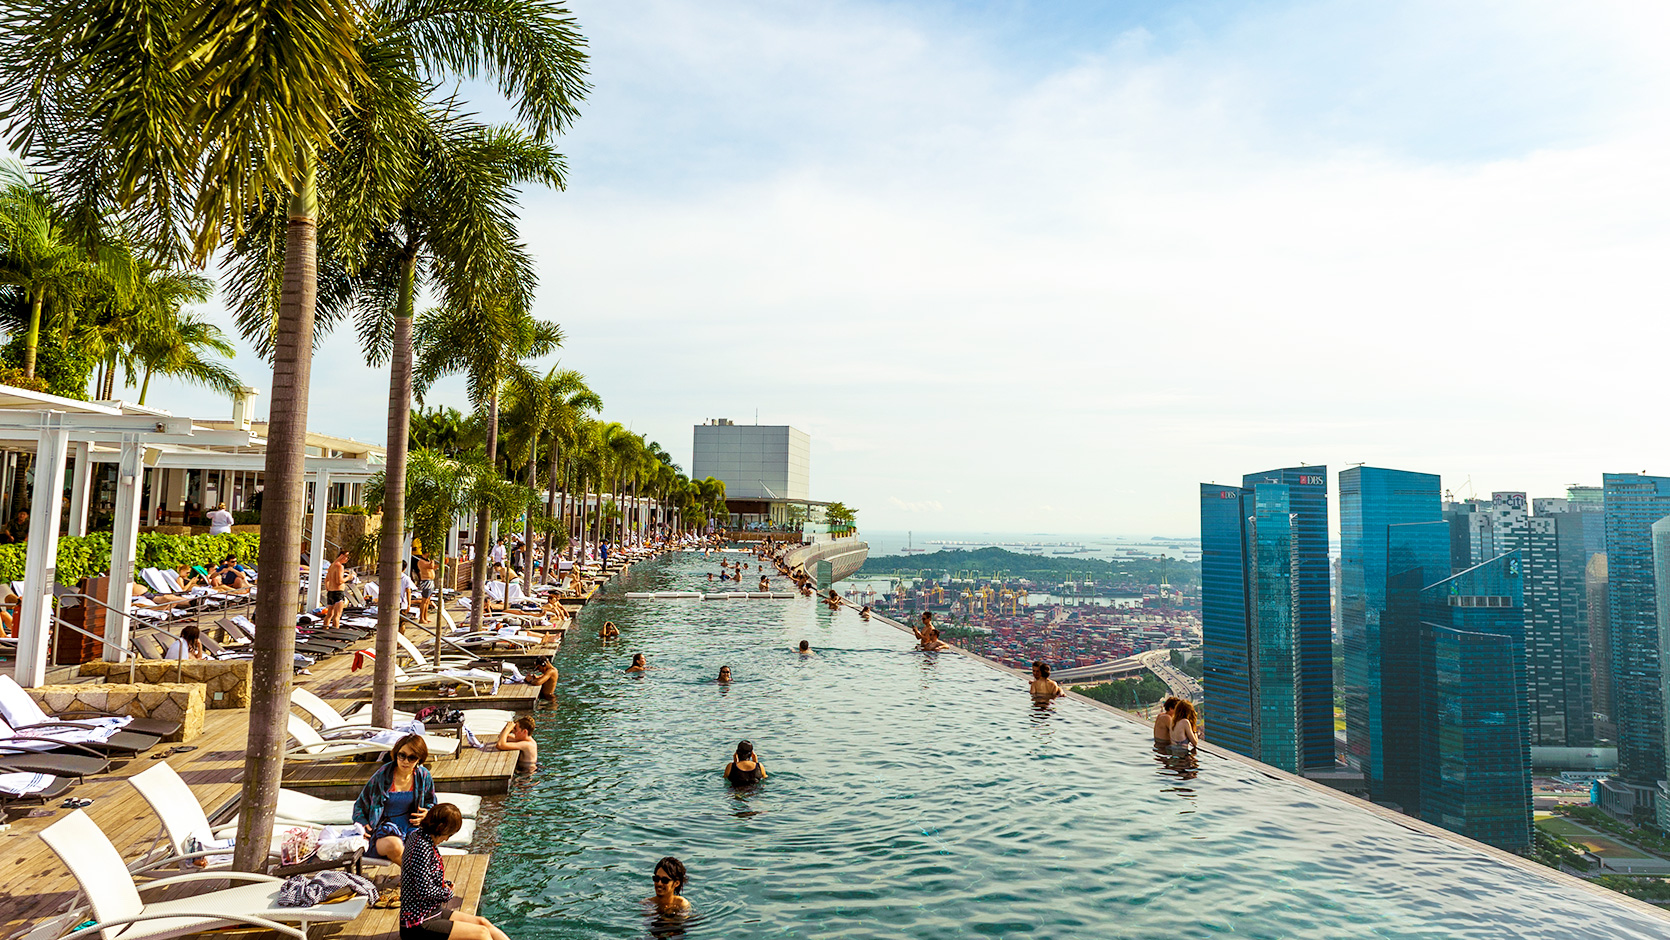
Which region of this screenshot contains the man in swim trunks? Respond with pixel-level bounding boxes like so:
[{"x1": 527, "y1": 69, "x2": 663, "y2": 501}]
[
  {"x1": 413, "y1": 551, "x2": 438, "y2": 624},
  {"x1": 1154, "y1": 697, "x2": 1179, "y2": 745},
  {"x1": 323, "y1": 549, "x2": 350, "y2": 628}
]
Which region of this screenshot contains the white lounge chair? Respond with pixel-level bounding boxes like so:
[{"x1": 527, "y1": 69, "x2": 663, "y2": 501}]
[
  {"x1": 285, "y1": 714, "x2": 458, "y2": 761},
  {"x1": 219, "y1": 787, "x2": 479, "y2": 850},
  {"x1": 395, "y1": 633, "x2": 481, "y2": 670},
  {"x1": 39, "y1": 808, "x2": 367, "y2": 940},
  {"x1": 290, "y1": 689, "x2": 461, "y2": 757}
]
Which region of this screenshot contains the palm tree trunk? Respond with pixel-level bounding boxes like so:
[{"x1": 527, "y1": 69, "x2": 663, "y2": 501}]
[
  {"x1": 370, "y1": 248, "x2": 417, "y2": 728},
  {"x1": 468, "y1": 387, "x2": 499, "y2": 631},
  {"x1": 137, "y1": 367, "x2": 153, "y2": 404},
  {"x1": 522, "y1": 443, "x2": 536, "y2": 595},
  {"x1": 22, "y1": 288, "x2": 44, "y2": 379},
  {"x1": 235, "y1": 158, "x2": 316, "y2": 873}
]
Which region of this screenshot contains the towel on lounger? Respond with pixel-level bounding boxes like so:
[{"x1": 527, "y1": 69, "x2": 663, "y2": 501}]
[{"x1": 275, "y1": 870, "x2": 379, "y2": 907}]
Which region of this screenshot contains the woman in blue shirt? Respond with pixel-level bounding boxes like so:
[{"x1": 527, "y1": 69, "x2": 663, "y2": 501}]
[{"x1": 352, "y1": 734, "x2": 437, "y2": 865}]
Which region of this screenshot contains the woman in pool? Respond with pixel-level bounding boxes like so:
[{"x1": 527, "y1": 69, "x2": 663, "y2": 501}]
[
  {"x1": 352, "y1": 734, "x2": 437, "y2": 865},
  {"x1": 627, "y1": 653, "x2": 649, "y2": 673},
  {"x1": 646, "y1": 856, "x2": 690, "y2": 915},
  {"x1": 716, "y1": 665, "x2": 732, "y2": 683},
  {"x1": 1170, "y1": 700, "x2": 1202, "y2": 751},
  {"x1": 600, "y1": 620, "x2": 620, "y2": 639},
  {"x1": 723, "y1": 740, "x2": 766, "y2": 785}
]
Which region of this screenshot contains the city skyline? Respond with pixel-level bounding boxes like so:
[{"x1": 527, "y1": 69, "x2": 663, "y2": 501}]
[{"x1": 109, "y1": 1, "x2": 1670, "y2": 535}]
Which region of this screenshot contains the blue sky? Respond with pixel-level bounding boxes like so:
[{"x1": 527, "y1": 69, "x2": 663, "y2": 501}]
[{"x1": 135, "y1": 0, "x2": 1670, "y2": 534}]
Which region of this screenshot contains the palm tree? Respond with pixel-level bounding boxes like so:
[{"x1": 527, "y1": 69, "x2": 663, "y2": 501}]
[
  {"x1": 129, "y1": 310, "x2": 238, "y2": 404},
  {"x1": 416, "y1": 301, "x2": 562, "y2": 630},
  {"x1": 0, "y1": 163, "x2": 91, "y2": 378},
  {"x1": 1, "y1": 0, "x2": 588, "y2": 872}
]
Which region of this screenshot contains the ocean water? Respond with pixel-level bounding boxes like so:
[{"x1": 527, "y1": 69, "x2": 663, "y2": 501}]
[{"x1": 474, "y1": 553, "x2": 1664, "y2": 938}]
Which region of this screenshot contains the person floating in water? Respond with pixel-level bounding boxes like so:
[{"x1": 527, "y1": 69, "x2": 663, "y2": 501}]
[
  {"x1": 724, "y1": 740, "x2": 766, "y2": 785},
  {"x1": 913, "y1": 611, "x2": 949, "y2": 651},
  {"x1": 647, "y1": 856, "x2": 691, "y2": 916},
  {"x1": 1029, "y1": 661, "x2": 1063, "y2": 701},
  {"x1": 797, "y1": 640, "x2": 813, "y2": 656},
  {"x1": 600, "y1": 620, "x2": 620, "y2": 639},
  {"x1": 627, "y1": 653, "x2": 649, "y2": 673},
  {"x1": 717, "y1": 665, "x2": 732, "y2": 683},
  {"x1": 1153, "y1": 697, "x2": 1179, "y2": 746}
]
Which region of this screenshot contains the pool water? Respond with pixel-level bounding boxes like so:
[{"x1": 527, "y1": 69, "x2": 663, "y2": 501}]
[{"x1": 476, "y1": 553, "x2": 1665, "y2": 938}]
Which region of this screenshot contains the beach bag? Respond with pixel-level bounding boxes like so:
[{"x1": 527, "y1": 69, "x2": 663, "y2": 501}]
[{"x1": 279, "y1": 826, "x2": 319, "y2": 866}]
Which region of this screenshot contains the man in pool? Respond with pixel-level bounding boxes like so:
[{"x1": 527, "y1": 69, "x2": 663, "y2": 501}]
[
  {"x1": 913, "y1": 611, "x2": 950, "y2": 651},
  {"x1": 759, "y1": 574, "x2": 770, "y2": 591},
  {"x1": 647, "y1": 856, "x2": 691, "y2": 915},
  {"x1": 523, "y1": 657, "x2": 558, "y2": 702},
  {"x1": 494, "y1": 716, "x2": 538, "y2": 772},
  {"x1": 797, "y1": 640, "x2": 814, "y2": 656},
  {"x1": 1029, "y1": 661, "x2": 1063, "y2": 700},
  {"x1": 1153, "y1": 697, "x2": 1179, "y2": 745}
]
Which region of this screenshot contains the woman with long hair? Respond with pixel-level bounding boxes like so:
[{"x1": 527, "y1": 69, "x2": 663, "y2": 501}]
[{"x1": 352, "y1": 734, "x2": 437, "y2": 865}]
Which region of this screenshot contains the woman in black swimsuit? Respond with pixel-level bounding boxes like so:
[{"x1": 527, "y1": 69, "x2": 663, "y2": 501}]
[{"x1": 723, "y1": 740, "x2": 766, "y2": 785}]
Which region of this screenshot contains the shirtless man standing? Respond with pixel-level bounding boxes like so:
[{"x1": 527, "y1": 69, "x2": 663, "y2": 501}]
[
  {"x1": 323, "y1": 549, "x2": 349, "y2": 628},
  {"x1": 1029, "y1": 661, "x2": 1064, "y2": 701},
  {"x1": 413, "y1": 551, "x2": 438, "y2": 624}
]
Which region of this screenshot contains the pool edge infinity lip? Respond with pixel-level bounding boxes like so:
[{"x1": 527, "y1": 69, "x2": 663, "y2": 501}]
[{"x1": 861, "y1": 606, "x2": 1670, "y2": 929}]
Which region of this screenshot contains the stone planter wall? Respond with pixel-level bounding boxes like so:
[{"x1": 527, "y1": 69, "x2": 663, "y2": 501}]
[
  {"x1": 79, "y1": 659, "x2": 251, "y2": 709},
  {"x1": 29, "y1": 682, "x2": 205, "y2": 742}
]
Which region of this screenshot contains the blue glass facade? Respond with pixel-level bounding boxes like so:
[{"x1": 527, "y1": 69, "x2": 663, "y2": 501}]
[
  {"x1": 1250, "y1": 485, "x2": 1301, "y2": 772},
  {"x1": 1200, "y1": 468, "x2": 1328, "y2": 772},
  {"x1": 1378, "y1": 521, "x2": 1451, "y2": 812},
  {"x1": 1602, "y1": 473, "x2": 1670, "y2": 788},
  {"x1": 1242, "y1": 466, "x2": 1333, "y2": 769},
  {"x1": 1419, "y1": 554, "x2": 1531, "y2": 852},
  {"x1": 1339, "y1": 467, "x2": 1441, "y2": 790},
  {"x1": 1201, "y1": 483, "x2": 1253, "y2": 757}
]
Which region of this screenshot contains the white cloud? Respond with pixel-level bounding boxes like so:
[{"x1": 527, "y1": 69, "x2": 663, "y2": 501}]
[{"x1": 135, "y1": 0, "x2": 1670, "y2": 535}]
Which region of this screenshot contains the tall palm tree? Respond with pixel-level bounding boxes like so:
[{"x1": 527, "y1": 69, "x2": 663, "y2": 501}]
[
  {"x1": 0, "y1": 163, "x2": 91, "y2": 378},
  {"x1": 416, "y1": 301, "x2": 562, "y2": 629},
  {"x1": 1, "y1": 0, "x2": 587, "y2": 872}
]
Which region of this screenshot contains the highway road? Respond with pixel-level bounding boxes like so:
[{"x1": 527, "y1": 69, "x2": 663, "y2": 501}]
[{"x1": 1054, "y1": 648, "x2": 1203, "y2": 702}]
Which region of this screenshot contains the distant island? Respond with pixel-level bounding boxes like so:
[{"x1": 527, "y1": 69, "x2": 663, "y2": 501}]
[{"x1": 856, "y1": 546, "x2": 1199, "y2": 589}]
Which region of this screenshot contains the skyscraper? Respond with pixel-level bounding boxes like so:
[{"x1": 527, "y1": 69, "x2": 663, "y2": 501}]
[
  {"x1": 1601, "y1": 473, "x2": 1670, "y2": 806},
  {"x1": 1198, "y1": 466, "x2": 1329, "y2": 772},
  {"x1": 1419, "y1": 552, "x2": 1531, "y2": 852}
]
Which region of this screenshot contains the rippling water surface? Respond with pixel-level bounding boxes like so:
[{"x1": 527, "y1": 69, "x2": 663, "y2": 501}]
[{"x1": 476, "y1": 553, "x2": 1664, "y2": 938}]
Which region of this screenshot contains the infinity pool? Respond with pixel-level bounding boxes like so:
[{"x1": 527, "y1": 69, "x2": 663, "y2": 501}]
[{"x1": 475, "y1": 553, "x2": 1665, "y2": 938}]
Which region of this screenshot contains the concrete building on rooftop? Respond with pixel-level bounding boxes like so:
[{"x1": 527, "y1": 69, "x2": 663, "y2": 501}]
[{"x1": 692, "y1": 418, "x2": 816, "y2": 529}]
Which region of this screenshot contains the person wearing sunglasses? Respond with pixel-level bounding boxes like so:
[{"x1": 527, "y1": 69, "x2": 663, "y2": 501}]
[
  {"x1": 353, "y1": 733, "x2": 437, "y2": 865},
  {"x1": 646, "y1": 856, "x2": 690, "y2": 915}
]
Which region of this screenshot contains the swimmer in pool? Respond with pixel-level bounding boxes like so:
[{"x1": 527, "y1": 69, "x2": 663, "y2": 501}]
[
  {"x1": 1029, "y1": 661, "x2": 1064, "y2": 701},
  {"x1": 859, "y1": 604, "x2": 871, "y2": 620},
  {"x1": 600, "y1": 621, "x2": 620, "y2": 639},
  {"x1": 797, "y1": 640, "x2": 813, "y2": 656},
  {"x1": 723, "y1": 740, "x2": 766, "y2": 785},
  {"x1": 626, "y1": 653, "x2": 649, "y2": 673},
  {"x1": 646, "y1": 856, "x2": 691, "y2": 915},
  {"x1": 717, "y1": 665, "x2": 732, "y2": 683},
  {"x1": 758, "y1": 575, "x2": 770, "y2": 591},
  {"x1": 913, "y1": 611, "x2": 949, "y2": 651}
]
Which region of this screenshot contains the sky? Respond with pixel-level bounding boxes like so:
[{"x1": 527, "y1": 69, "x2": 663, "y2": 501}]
[{"x1": 130, "y1": 0, "x2": 1670, "y2": 536}]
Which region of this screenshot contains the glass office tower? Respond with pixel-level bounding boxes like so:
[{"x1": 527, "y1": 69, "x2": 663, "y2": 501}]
[
  {"x1": 1419, "y1": 553, "x2": 1531, "y2": 852},
  {"x1": 1339, "y1": 466, "x2": 1442, "y2": 795},
  {"x1": 1602, "y1": 473, "x2": 1670, "y2": 796},
  {"x1": 1200, "y1": 467, "x2": 1328, "y2": 772},
  {"x1": 1242, "y1": 466, "x2": 1333, "y2": 769}
]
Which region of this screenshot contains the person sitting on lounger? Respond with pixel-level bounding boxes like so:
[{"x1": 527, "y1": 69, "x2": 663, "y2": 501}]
[
  {"x1": 164, "y1": 622, "x2": 208, "y2": 660},
  {"x1": 495, "y1": 716, "x2": 538, "y2": 772},
  {"x1": 401, "y1": 803, "x2": 511, "y2": 940},
  {"x1": 212, "y1": 558, "x2": 252, "y2": 594},
  {"x1": 353, "y1": 734, "x2": 436, "y2": 865}
]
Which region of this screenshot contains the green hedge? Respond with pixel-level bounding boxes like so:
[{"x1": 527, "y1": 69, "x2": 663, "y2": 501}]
[{"x1": 0, "y1": 531, "x2": 261, "y2": 584}]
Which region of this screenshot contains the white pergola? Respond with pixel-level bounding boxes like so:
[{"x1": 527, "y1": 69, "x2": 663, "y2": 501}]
[{"x1": 0, "y1": 394, "x2": 379, "y2": 687}]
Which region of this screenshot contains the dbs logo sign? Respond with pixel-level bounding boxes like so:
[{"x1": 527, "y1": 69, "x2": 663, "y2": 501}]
[
  {"x1": 1219, "y1": 491, "x2": 1237, "y2": 499},
  {"x1": 1298, "y1": 475, "x2": 1324, "y2": 486}
]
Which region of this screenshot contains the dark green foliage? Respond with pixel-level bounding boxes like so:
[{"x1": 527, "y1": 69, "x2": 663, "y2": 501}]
[
  {"x1": 1171, "y1": 649, "x2": 1204, "y2": 679},
  {"x1": 1075, "y1": 672, "x2": 1168, "y2": 708},
  {"x1": 1591, "y1": 875, "x2": 1670, "y2": 901},
  {"x1": 0, "y1": 531, "x2": 259, "y2": 583},
  {"x1": 1528, "y1": 829, "x2": 1589, "y2": 871},
  {"x1": 0, "y1": 330, "x2": 93, "y2": 399},
  {"x1": 859, "y1": 546, "x2": 1200, "y2": 588}
]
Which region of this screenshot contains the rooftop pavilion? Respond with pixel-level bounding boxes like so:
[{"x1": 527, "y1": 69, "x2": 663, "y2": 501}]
[{"x1": 0, "y1": 382, "x2": 384, "y2": 687}]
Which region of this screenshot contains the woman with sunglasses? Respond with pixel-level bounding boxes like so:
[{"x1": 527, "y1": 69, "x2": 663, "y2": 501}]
[
  {"x1": 352, "y1": 733, "x2": 437, "y2": 865},
  {"x1": 646, "y1": 857, "x2": 690, "y2": 915}
]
